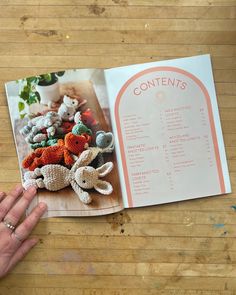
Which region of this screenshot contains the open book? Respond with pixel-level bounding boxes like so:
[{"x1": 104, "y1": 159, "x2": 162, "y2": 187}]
[{"x1": 5, "y1": 54, "x2": 231, "y2": 218}]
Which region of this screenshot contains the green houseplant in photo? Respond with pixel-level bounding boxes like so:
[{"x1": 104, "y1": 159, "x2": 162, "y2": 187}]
[{"x1": 18, "y1": 71, "x2": 65, "y2": 118}]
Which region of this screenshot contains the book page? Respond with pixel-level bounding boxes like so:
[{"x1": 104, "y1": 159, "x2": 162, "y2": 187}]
[
  {"x1": 6, "y1": 69, "x2": 123, "y2": 217},
  {"x1": 105, "y1": 55, "x2": 231, "y2": 208}
]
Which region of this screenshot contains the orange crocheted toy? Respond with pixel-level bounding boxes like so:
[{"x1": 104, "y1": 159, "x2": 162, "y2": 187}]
[{"x1": 22, "y1": 132, "x2": 90, "y2": 171}]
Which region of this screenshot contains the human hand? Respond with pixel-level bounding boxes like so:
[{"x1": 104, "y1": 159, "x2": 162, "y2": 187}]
[{"x1": 0, "y1": 185, "x2": 47, "y2": 278}]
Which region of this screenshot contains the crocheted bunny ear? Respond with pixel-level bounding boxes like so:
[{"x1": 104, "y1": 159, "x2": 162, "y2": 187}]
[
  {"x1": 94, "y1": 180, "x2": 113, "y2": 195},
  {"x1": 96, "y1": 162, "x2": 113, "y2": 177},
  {"x1": 71, "y1": 149, "x2": 100, "y2": 173}
]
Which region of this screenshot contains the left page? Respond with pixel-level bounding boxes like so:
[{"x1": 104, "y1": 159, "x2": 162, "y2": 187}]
[{"x1": 5, "y1": 69, "x2": 123, "y2": 217}]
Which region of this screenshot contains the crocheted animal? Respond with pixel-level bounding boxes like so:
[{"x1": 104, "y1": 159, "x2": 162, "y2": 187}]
[
  {"x1": 72, "y1": 120, "x2": 92, "y2": 137},
  {"x1": 58, "y1": 95, "x2": 83, "y2": 122},
  {"x1": 95, "y1": 131, "x2": 114, "y2": 152},
  {"x1": 56, "y1": 121, "x2": 76, "y2": 136},
  {"x1": 74, "y1": 111, "x2": 81, "y2": 124},
  {"x1": 80, "y1": 109, "x2": 98, "y2": 127},
  {"x1": 88, "y1": 131, "x2": 115, "y2": 167},
  {"x1": 31, "y1": 138, "x2": 58, "y2": 150},
  {"x1": 31, "y1": 121, "x2": 76, "y2": 144},
  {"x1": 22, "y1": 132, "x2": 90, "y2": 171},
  {"x1": 23, "y1": 149, "x2": 113, "y2": 204},
  {"x1": 60, "y1": 84, "x2": 87, "y2": 107},
  {"x1": 20, "y1": 111, "x2": 62, "y2": 143},
  {"x1": 63, "y1": 95, "x2": 79, "y2": 109},
  {"x1": 58, "y1": 103, "x2": 76, "y2": 122}
]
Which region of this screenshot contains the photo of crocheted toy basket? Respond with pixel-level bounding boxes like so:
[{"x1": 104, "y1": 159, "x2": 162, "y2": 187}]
[{"x1": 6, "y1": 70, "x2": 123, "y2": 218}]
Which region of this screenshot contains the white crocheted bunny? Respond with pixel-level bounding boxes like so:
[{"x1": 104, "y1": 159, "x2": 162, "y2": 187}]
[{"x1": 23, "y1": 149, "x2": 113, "y2": 204}]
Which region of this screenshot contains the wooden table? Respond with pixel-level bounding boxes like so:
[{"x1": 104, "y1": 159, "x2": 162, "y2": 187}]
[{"x1": 0, "y1": 0, "x2": 236, "y2": 294}]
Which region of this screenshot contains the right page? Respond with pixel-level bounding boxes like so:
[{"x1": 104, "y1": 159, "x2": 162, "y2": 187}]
[{"x1": 105, "y1": 54, "x2": 231, "y2": 208}]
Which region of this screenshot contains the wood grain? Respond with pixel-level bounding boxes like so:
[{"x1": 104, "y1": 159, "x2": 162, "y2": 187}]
[{"x1": 0, "y1": 0, "x2": 236, "y2": 294}]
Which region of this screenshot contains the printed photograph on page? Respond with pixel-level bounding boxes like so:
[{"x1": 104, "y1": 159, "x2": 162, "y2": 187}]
[{"x1": 5, "y1": 69, "x2": 123, "y2": 217}]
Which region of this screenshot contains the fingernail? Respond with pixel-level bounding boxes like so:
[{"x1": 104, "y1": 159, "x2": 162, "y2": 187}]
[
  {"x1": 27, "y1": 186, "x2": 36, "y2": 194},
  {"x1": 0, "y1": 192, "x2": 5, "y2": 197},
  {"x1": 29, "y1": 238, "x2": 39, "y2": 247},
  {"x1": 32, "y1": 238, "x2": 39, "y2": 245},
  {"x1": 39, "y1": 202, "x2": 47, "y2": 211},
  {"x1": 16, "y1": 185, "x2": 23, "y2": 193}
]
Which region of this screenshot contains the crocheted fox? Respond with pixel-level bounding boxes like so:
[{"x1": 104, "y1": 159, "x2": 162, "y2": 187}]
[{"x1": 22, "y1": 132, "x2": 90, "y2": 171}]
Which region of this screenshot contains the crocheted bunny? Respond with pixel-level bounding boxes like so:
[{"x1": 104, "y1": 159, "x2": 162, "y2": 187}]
[
  {"x1": 23, "y1": 149, "x2": 113, "y2": 204},
  {"x1": 20, "y1": 111, "x2": 62, "y2": 143}
]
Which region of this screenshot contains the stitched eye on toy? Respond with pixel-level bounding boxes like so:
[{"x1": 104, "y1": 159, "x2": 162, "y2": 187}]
[
  {"x1": 72, "y1": 101, "x2": 75, "y2": 104},
  {"x1": 106, "y1": 140, "x2": 110, "y2": 143},
  {"x1": 82, "y1": 180, "x2": 86, "y2": 183},
  {"x1": 75, "y1": 141, "x2": 79, "y2": 144},
  {"x1": 67, "y1": 113, "x2": 70, "y2": 116}
]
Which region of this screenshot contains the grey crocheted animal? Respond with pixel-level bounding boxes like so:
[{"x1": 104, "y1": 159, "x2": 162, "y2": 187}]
[
  {"x1": 20, "y1": 111, "x2": 62, "y2": 143},
  {"x1": 95, "y1": 131, "x2": 114, "y2": 151},
  {"x1": 23, "y1": 149, "x2": 113, "y2": 204}
]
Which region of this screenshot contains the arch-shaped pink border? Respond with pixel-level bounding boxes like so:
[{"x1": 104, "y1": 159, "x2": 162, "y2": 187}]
[{"x1": 115, "y1": 66, "x2": 225, "y2": 207}]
